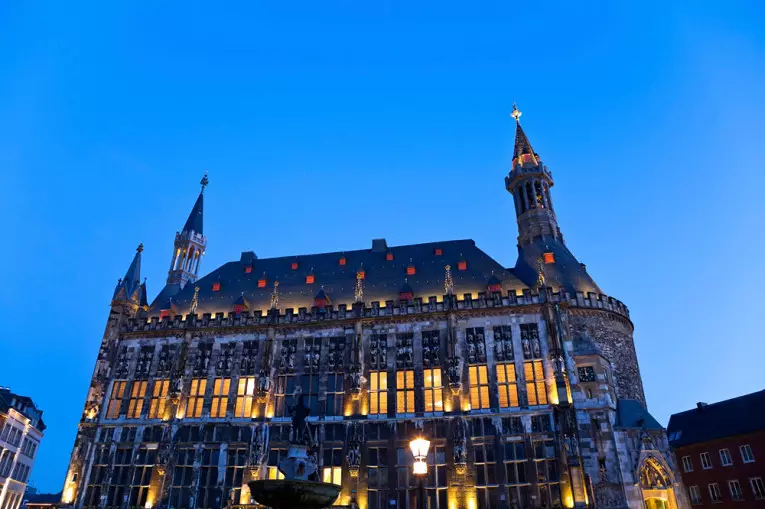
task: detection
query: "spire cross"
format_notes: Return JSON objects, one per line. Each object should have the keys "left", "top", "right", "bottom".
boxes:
{"left": 200, "top": 172, "right": 209, "bottom": 191}
{"left": 137, "top": 243, "right": 144, "bottom": 253}
{"left": 511, "top": 102, "right": 522, "bottom": 124}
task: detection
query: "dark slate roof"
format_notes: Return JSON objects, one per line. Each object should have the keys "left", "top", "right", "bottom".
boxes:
{"left": 0, "top": 388, "right": 45, "bottom": 431}
{"left": 513, "top": 122, "right": 537, "bottom": 161}
{"left": 515, "top": 237, "right": 601, "bottom": 295}
{"left": 182, "top": 191, "right": 204, "bottom": 235}
{"left": 149, "top": 239, "right": 528, "bottom": 316}
{"left": 667, "top": 390, "right": 765, "bottom": 447}
{"left": 25, "top": 493, "right": 61, "bottom": 505}
{"left": 113, "top": 248, "right": 143, "bottom": 303}
{"left": 615, "top": 399, "right": 663, "bottom": 430}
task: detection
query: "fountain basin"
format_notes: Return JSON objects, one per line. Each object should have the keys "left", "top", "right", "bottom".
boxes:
{"left": 248, "top": 479, "right": 341, "bottom": 509}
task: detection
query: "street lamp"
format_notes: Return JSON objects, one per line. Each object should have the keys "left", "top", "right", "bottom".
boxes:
{"left": 409, "top": 437, "right": 431, "bottom": 509}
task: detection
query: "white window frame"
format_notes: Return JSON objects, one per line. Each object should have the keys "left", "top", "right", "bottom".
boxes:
{"left": 750, "top": 477, "right": 765, "bottom": 500}
{"left": 741, "top": 444, "right": 755, "bottom": 463}
{"left": 682, "top": 455, "right": 693, "bottom": 472}
{"left": 708, "top": 483, "right": 722, "bottom": 503}
{"left": 701, "top": 452, "right": 712, "bottom": 470}
{"left": 728, "top": 480, "right": 743, "bottom": 501}
{"left": 719, "top": 448, "right": 732, "bottom": 466}
{"left": 689, "top": 485, "right": 702, "bottom": 505}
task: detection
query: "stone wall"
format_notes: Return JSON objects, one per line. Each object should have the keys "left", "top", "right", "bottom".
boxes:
{"left": 568, "top": 310, "right": 645, "bottom": 406}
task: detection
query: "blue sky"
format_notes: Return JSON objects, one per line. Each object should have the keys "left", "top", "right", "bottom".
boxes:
{"left": 1, "top": 0, "right": 763, "bottom": 492}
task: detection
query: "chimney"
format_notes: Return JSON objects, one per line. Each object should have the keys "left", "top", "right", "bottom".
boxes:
{"left": 371, "top": 238, "right": 388, "bottom": 252}
{"left": 696, "top": 402, "right": 707, "bottom": 410}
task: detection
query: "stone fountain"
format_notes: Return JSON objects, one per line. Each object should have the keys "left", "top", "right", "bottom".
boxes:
{"left": 248, "top": 393, "right": 341, "bottom": 509}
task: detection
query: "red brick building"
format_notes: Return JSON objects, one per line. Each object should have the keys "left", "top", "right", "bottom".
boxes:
{"left": 668, "top": 391, "right": 765, "bottom": 508}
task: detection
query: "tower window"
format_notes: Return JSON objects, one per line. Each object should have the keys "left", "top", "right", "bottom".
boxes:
{"left": 212, "top": 282, "right": 221, "bottom": 292}
{"left": 543, "top": 252, "right": 555, "bottom": 264}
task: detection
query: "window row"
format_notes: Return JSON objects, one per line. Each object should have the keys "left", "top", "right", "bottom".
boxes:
{"left": 682, "top": 444, "right": 755, "bottom": 472}
{"left": 689, "top": 477, "right": 765, "bottom": 504}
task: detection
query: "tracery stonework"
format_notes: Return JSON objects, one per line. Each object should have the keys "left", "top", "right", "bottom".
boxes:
{"left": 60, "top": 112, "right": 686, "bottom": 509}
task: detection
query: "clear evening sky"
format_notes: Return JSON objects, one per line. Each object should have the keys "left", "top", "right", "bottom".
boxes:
{"left": 1, "top": 0, "right": 763, "bottom": 492}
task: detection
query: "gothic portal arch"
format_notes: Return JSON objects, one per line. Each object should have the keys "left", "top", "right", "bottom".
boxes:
{"left": 638, "top": 454, "right": 678, "bottom": 509}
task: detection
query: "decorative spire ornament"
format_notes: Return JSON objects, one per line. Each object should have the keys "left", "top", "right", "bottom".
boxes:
{"left": 510, "top": 102, "right": 522, "bottom": 123}
{"left": 354, "top": 270, "right": 364, "bottom": 303}
{"left": 200, "top": 171, "right": 209, "bottom": 192}
{"left": 189, "top": 286, "right": 200, "bottom": 315}
{"left": 137, "top": 242, "right": 144, "bottom": 253}
{"left": 270, "top": 280, "right": 280, "bottom": 310}
{"left": 444, "top": 264, "right": 454, "bottom": 295}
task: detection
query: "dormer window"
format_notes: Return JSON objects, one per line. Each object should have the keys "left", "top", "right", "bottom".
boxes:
{"left": 159, "top": 309, "right": 171, "bottom": 319}
{"left": 306, "top": 275, "right": 315, "bottom": 284}
{"left": 386, "top": 252, "right": 394, "bottom": 261}
{"left": 339, "top": 257, "right": 347, "bottom": 266}
{"left": 434, "top": 248, "right": 442, "bottom": 256}
{"left": 258, "top": 278, "right": 267, "bottom": 288}
{"left": 314, "top": 289, "right": 330, "bottom": 308}
{"left": 543, "top": 252, "right": 555, "bottom": 264}
{"left": 244, "top": 266, "right": 253, "bottom": 274}
{"left": 407, "top": 265, "right": 416, "bottom": 276}
{"left": 458, "top": 261, "right": 467, "bottom": 271}
{"left": 291, "top": 262, "right": 299, "bottom": 270}
{"left": 212, "top": 282, "right": 221, "bottom": 292}
{"left": 233, "top": 303, "right": 247, "bottom": 313}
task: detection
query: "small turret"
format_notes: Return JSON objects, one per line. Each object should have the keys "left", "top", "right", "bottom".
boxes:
{"left": 112, "top": 243, "right": 146, "bottom": 310}
{"left": 167, "top": 173, "right": 208, "bottom": 290}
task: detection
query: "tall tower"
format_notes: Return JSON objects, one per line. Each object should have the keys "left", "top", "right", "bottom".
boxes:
{"left": 504, "top": 104, "right": 562, "bottom": 246}
{"left": 167, "top": 173, "right": 208, "bottom": 290}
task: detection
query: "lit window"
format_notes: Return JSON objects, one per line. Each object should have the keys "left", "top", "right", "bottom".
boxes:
{"left": 751, "top": 477, "right": 765, "bottom": 499}
{"left": 386, "top": 252, "right": 394, "bottom": 261}
{"left": 159, "top": 309, "right": 171, "bottom": 319}
{"left": 235, "top": 377, "right": 255, "bottom": 418}
{"left": 708, "top": 483, "right": 722, "bottom": 503}
{"left": 211, "top": 378, "right": 230, "bottom": 418}
{"left": 291, "top": 262, "right": 299, "bottom": 270}
{"left": 244, "top": 266, "right": 253, "bottom": 274}
{"left": 688, "top": 485, "right": 701, "bottom": 505}
{"left": 497, "top": 363, "right": 519, "bottom": 408}
{"left": 682, "top": 455, "right": 693, "bottom": 472}
{"left": 186, "top": 378, "right": 207, "bottom": 418}
{"left": 369, "top": 371, "right": 388, "bottom": 416}
{"left": 212, "top": 282, "right": 221, "bottom": 292}
{"left": 729, "top": 480, "right": 743, "bottom": 501}
{"left": 357, "top": 270, "right": 365, "bottom": 280}
{"left": 543, "top": 252, "right": 555, "bottom": 264}
{"left": 469, "top": 365, "right": 490, "bottom": 410}
{"left": 407, "top": 265, "right": 416, "bottom": 275}
{"left": 258, "top": 278, "right": 267, "bottom": 288}
{"left": 306, "top": 274, "right": 315, "bottom": 284}
{"left": 424, "top": 368, "right": 443, "bottom": 413}
{"left": 396, "top": 370, "right": 415, "bottom": 414}
{"left": 148, "top": 379, "right": 169, "bottom": 419}
{"left": 700, "top": 452, "right": 712, "bottom": 470}
{"left": 524, "top": 360, "right": 548, "bottom": 406}
{"left": 719, "top": 448, "right": 732, "bottom": 467}
{"left": 322, "top": 466, "right": 342, "bottom": 485}
{"left": 434, "top": 248, "right": 442, "bottom": 256}
{"left": 267, "top": 448, "right": 287, "bottom": 480}
{"left": 741, "top": 444, "right": 755, "bottom": 463}
{"left": 339, "top": 257, "right": 346, "bottom": 266}
{"left": 106, "top": 381, "right": 127, "bottom": 419}
{"left": 458, "top": 260, "right": 467, "bottom": 271}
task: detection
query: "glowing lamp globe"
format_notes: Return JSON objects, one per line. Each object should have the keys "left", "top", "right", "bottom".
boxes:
{"left": 413, "top": 459, "right": 428, "bottom": 475}
{"left": 409, "top": 437, "right": 431, "bottom": 460}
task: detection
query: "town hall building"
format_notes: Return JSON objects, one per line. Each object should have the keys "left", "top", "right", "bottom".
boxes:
{"left": 60, "top": 107, "right": 687, "bottom": 509}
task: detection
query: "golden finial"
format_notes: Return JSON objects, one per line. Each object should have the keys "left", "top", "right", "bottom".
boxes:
{"left": 200, "top": 171, "right": 209, "bottom": 191}
{"left": 136, "top": 243, "right": 144, "bottom": 253}
{"left": 510, "top": 102, "right": 522, "bottom": 123}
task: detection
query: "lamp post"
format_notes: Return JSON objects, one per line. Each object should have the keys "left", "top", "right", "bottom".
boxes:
{"left": 409, "top": 437, "right": 431, "bottom": 509}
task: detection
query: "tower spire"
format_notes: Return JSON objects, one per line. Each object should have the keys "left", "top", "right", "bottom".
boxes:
{"left": 112, "top": 243, "right": 145, "bottom": 307}
{"left": 166, "top": 174, "right": 209, "bottom": 289}
{"left": 504, "top": 105, "right": 562, "bottom": 246}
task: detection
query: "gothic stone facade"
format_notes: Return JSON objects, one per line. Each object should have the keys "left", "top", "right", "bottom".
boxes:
{"left": 61, "top": 111, "right": 687, "bottom": 509}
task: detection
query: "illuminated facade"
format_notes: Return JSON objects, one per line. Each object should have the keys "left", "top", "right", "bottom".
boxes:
{"left": 0, "top": 388, "right": 45, "bottom": 509}
{"left": 61, "top": 108, "right": 686, "bottom": 509}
